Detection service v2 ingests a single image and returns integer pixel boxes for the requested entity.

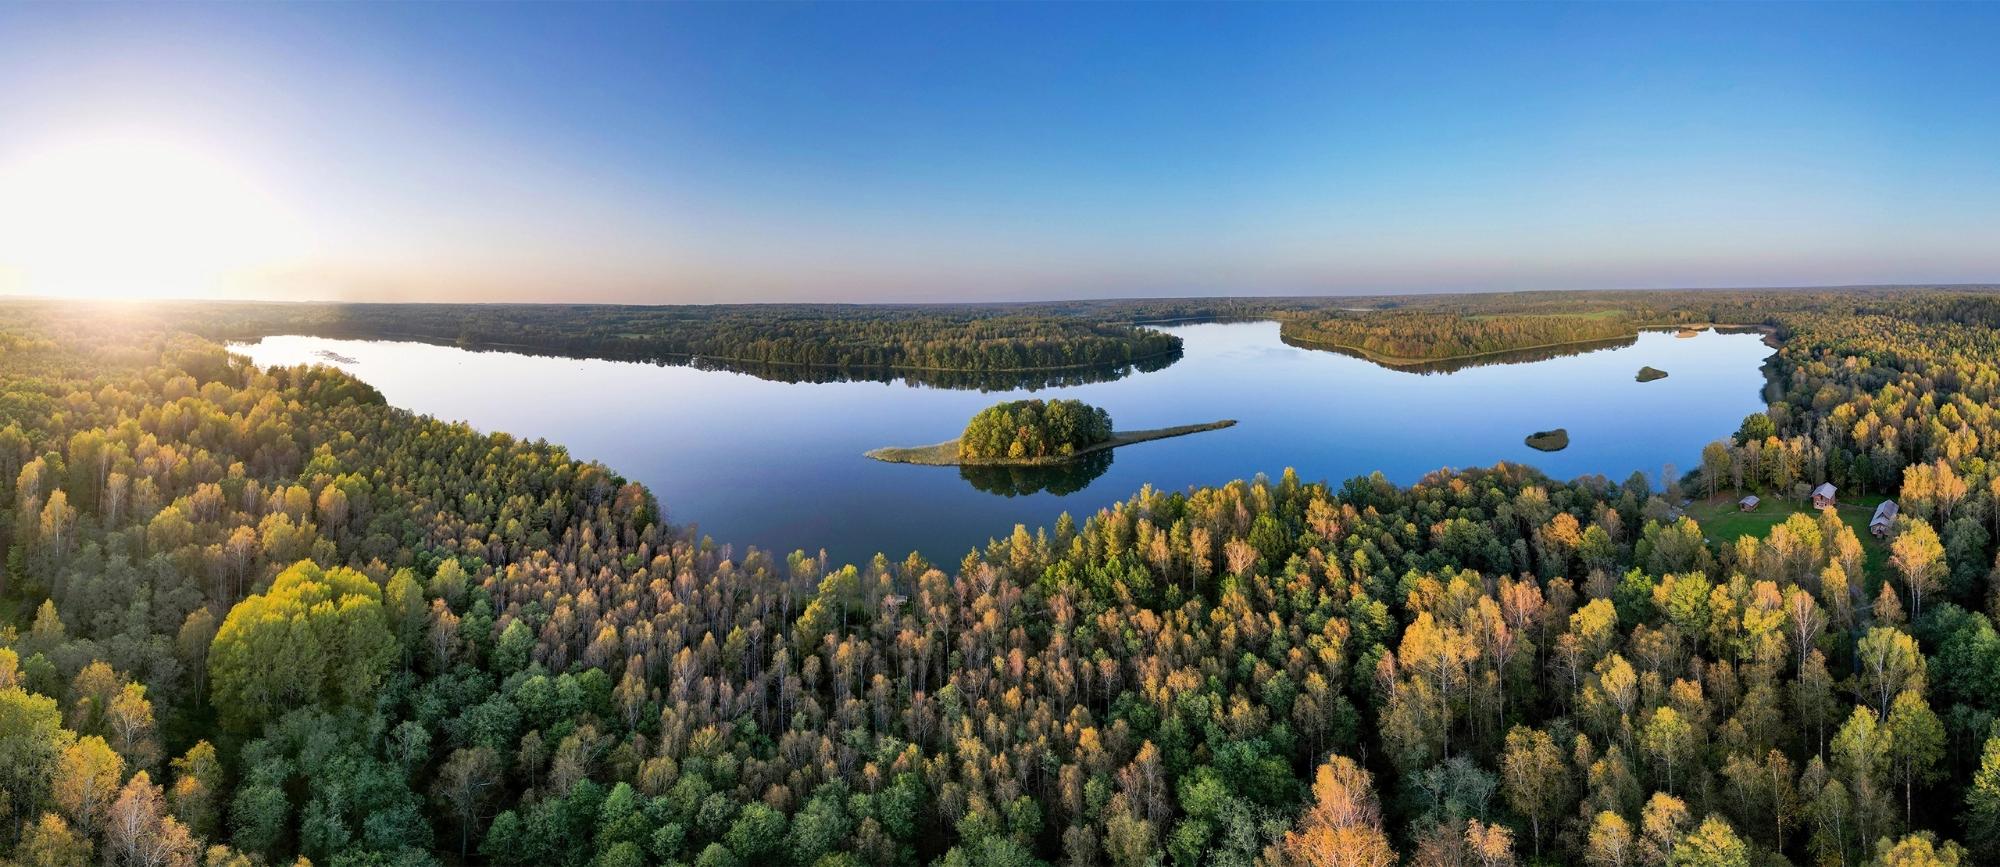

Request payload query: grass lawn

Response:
[1685,494,1890,578]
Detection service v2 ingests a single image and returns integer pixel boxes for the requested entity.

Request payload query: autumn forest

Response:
[2,289,2000,867]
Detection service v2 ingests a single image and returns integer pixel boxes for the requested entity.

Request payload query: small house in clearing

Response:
[1812,483,1837,509]
[1871,500,1899,537]
[1739,495,1760,512]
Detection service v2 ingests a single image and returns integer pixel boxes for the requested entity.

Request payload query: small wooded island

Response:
[868,398,1235,465]
[1636,365,1669,382]
[1524,428,1569,451]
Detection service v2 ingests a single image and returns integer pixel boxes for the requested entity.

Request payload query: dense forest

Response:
[59,301,1186,391]
[3,289,2000,866]
[959,400,1114,462]
[1277,312,1639,365]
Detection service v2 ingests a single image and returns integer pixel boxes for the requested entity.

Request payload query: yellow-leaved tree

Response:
[209,561,396,731]
[1274,755,1397,867]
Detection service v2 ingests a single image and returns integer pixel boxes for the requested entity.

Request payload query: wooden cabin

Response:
[1871,500,1899,537]
[1812,483,1837,509]
[1739,495,1760,512]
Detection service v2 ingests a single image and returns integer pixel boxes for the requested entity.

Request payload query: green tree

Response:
[1735,413,1776,445]
[1855,628,1926,719]
[1642,708,1697,795]
[724,803,787,864]
[384,568,428,665]
[1701,442,1732,498]
[1642,522,1712,577]
[175,608,217,702]
[1833,705,1896,848]
[495,619,535,674]
[1502,725,1570,857]
[694,842,742,867]
[1965,734,2000,853]
[1884,691,1943,827]
[168,740,224,839]
[787,784,854,863]
[940,835,1041,867]
[209,560,397,730]
[434,746,503,859]
[0,686,74,828]
[959,399,1113,461]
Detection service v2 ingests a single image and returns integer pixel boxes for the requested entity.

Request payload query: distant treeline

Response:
[1279,311,1639,364]
[1052,285,2000,328]
[34,287,2000,392]
[1256,288,1931,366]
[108,302,1188,391]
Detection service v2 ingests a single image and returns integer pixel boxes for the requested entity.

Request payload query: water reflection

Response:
[958,450,1115,496]
[284,330,1184,391]
[679,350,1182,390]
[230,322,1772,567]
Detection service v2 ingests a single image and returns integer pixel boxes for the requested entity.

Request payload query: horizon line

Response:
[6,280,2000,310]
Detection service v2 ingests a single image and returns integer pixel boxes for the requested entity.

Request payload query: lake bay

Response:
[234,322,1772,567]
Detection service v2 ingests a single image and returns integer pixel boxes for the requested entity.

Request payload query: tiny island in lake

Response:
[1636,365,1669,382]
[868,398,1235,466]
[1524,428,1570,452]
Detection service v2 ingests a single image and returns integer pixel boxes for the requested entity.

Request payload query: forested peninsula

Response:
[7,289,2000,865]
[1258,289,1827,365]
[1278,310,1638,366]
[112,301,1187,391]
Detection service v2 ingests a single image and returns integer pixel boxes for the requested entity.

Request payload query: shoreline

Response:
[867,419,1237,466]
[1278,320,1780,369]
[231,329,1184,377]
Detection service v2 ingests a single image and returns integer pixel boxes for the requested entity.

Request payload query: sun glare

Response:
[0,131,306,301]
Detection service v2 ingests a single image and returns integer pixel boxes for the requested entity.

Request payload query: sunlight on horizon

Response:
[0,129,310,301]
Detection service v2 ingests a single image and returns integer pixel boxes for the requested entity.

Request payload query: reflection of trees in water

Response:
[229,321,1182,392]
[1280,334,1636,375]
[691,350,1180,391]
[199,301,1189,391]
[958,450,1114,497]
[287,332,1181,391]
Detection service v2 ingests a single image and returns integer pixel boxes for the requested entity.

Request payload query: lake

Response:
[232,322,1773,567]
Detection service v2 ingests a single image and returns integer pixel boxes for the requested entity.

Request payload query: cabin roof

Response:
[1740,495,1759,505]
[1813,482,1837,498]
[1872,500,1899,524]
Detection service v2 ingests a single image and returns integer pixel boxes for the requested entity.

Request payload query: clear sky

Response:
[1,2,1996,304]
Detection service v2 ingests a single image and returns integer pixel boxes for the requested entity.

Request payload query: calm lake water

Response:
[233,322,1772,567]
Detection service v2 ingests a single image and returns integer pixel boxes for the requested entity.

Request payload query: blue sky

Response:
[1,2,1996,303]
